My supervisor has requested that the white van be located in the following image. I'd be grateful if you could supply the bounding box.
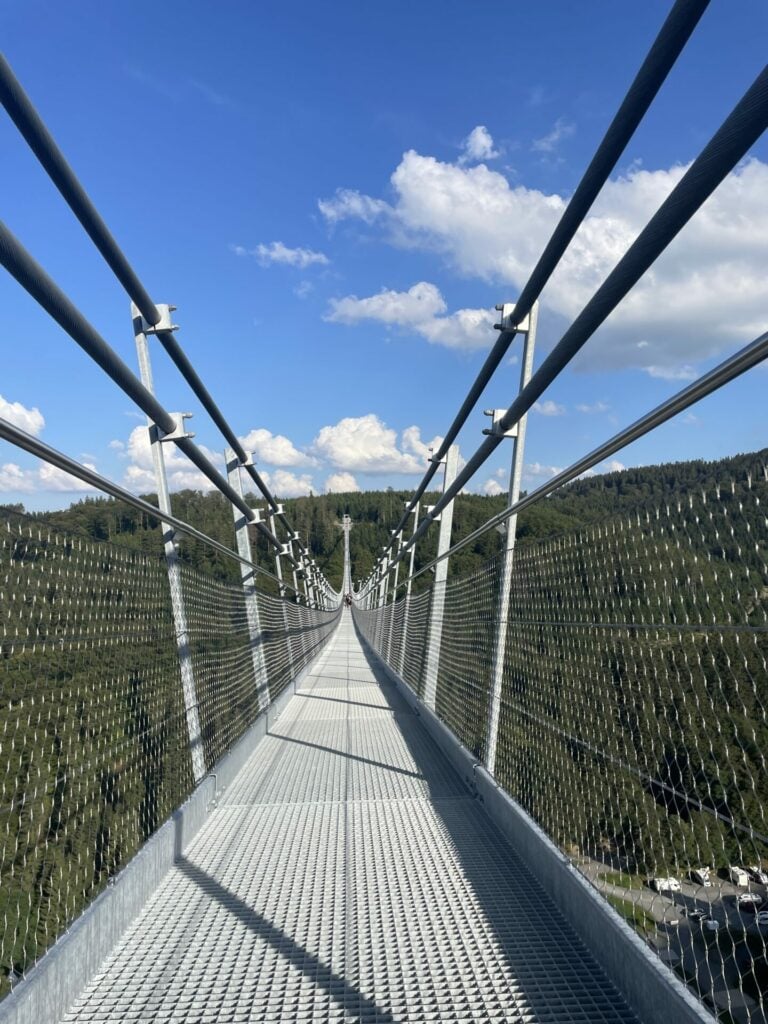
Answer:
[650,877,681,893]
[728,866,749,887]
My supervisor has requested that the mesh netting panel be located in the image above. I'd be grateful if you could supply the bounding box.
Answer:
[180,566,261,768]
[353,472,768,1020]
[354,589,433,700]
[0,513,341,998]
[258,591,295,703]
[435,560,499,758]
[0,517,193,993]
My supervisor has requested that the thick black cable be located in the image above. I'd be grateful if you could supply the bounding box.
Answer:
[377,0,711,562]
[0,415,304,591]
[380,63,768,586]
[0,52,307,544]
[0,53,160,327]
[392,327,768,590]
[0,219,259,528]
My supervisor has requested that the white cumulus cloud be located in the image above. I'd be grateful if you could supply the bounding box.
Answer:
[0,395,45,436]
[325,472,360,493]
[312,415,441,475]
[459,125,499,164]
[532,117,575,153]
[231,241,329,268]
[259,469,315,498]
[481,478,505,496]
[0,459,98,494]
[239,427,316,467]
[326,281,495,350]
[533,400,566,416]
[120,425,224,494]
[318,149,768,375]
[318,188,391,225]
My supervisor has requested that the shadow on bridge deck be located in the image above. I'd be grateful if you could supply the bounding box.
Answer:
[61,611,638,1023]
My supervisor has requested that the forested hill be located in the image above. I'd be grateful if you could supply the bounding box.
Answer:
[5,447,766,593]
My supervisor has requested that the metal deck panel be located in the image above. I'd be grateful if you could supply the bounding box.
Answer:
[61,613,639,1023]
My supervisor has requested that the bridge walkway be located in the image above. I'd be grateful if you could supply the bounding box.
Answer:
[61,611,638,1023]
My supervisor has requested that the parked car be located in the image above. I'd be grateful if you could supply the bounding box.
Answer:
[690,867,712,887]
[746,866,768,885]
[736,892,762,906]
[687,909,720,931]
[728,866,750,887]
[649,877,681,893]
[737,899,765,914]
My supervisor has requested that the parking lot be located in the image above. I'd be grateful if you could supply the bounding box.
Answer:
[577,860,768,1022]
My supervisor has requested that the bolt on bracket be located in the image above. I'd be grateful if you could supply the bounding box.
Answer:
[158,412,195,442]
[493,302,530,333]
[141,303,179,335]
[483,409,519,438]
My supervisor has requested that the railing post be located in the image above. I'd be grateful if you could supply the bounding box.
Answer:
[422,444,460,710]
[131,303,205,781]
[485,300,539,775]
[225,448,270,713]
[385,531,401,665]
[269,506,296,683]
[398,500,420,677]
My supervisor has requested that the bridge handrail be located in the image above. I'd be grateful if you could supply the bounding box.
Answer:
[394,325,768,590]
[362,62,768,596]
[0,53,334,600]
[373,0,712,569]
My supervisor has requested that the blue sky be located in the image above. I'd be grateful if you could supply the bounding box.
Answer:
[1,0,767,508]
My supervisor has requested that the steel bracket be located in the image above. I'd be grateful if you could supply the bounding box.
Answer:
[158,412,195,442]
[493,302,530,333]
[426,504,442,522]
[142,303,179,335]
[482,409,519,438]
[240,452,255,467]
[250,507,265,525]
[279,544,291,557]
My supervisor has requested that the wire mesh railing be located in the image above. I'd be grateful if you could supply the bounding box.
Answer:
[354,460,768,1022]
[0,511,340,995]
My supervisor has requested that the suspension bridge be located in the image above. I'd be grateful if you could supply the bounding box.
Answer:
[0,1,767,1021]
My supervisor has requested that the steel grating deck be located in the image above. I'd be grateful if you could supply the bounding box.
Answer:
[61,613,639,1023]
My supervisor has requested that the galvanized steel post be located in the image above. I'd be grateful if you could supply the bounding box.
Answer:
[385,532,401,665]
[422,444,460,709]
[398,500,420,677]
[225,448,270,713]
[132,303,205,781]
[269,506,296,683]
[485,301,538,775]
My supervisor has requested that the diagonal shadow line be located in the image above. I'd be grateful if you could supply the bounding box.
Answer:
[270,732,425,780]
[176,857,396,1024]
[296,692,396,713]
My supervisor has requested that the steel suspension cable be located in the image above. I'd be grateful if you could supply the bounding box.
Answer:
[0,51,313,563]
[374,0,712,564]
[375,63,768,589]
[392,326,768,591]
[0,414,300,592]
[0,218,302,565]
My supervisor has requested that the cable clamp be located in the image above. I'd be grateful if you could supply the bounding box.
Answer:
[493,302,529,333]
[142,304,179,335]
[158,412,195,441]
[482,409,518,438]
[425,504,443,523]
